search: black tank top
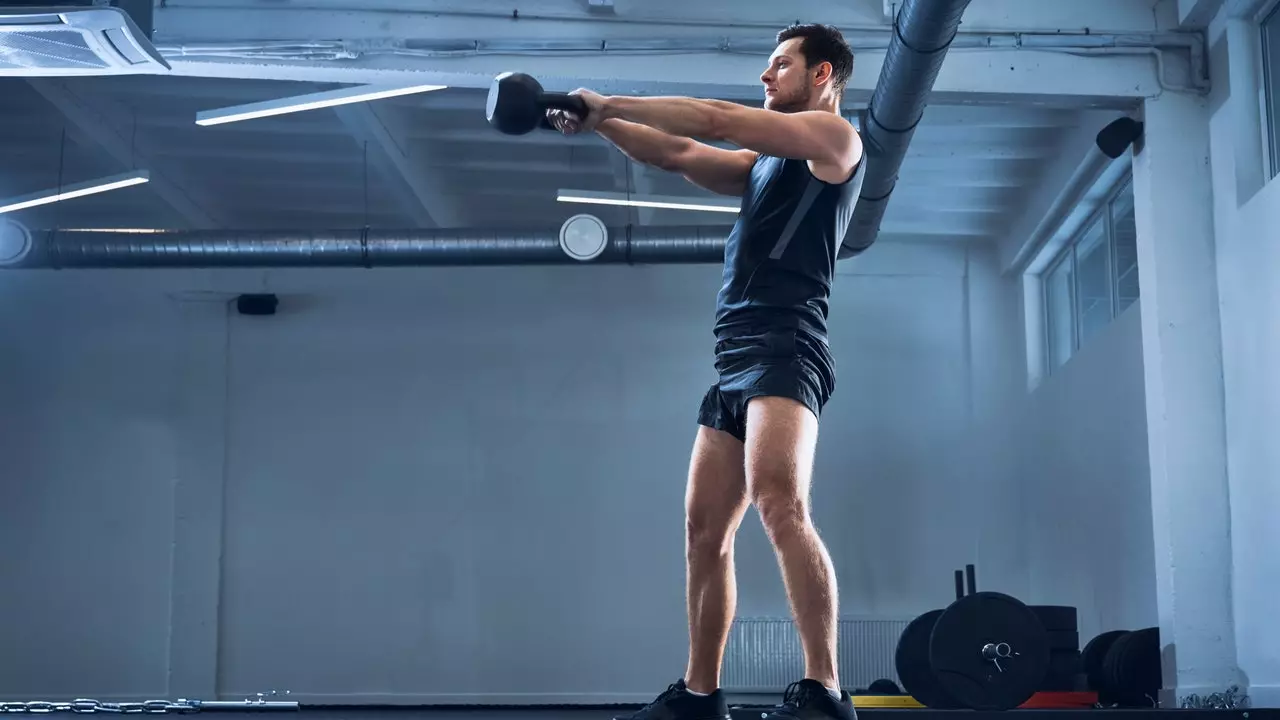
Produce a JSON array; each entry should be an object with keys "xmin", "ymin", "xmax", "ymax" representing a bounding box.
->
[{"xmin": 714, "ymin": 149, "xmax": 866, "ymax": 342}]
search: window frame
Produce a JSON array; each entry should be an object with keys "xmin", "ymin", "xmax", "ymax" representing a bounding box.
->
[
  {"xmin": 1040, "ymin": 171, "xmax": 1135, "ymax": 373},
  {"xmin": 1109, "ymin": 176, "xmax": 1137, "ymax": 315},
  {"xmin": 1042, "ymin": 239, "xmax": 1077, "ymax": 372},
  {"xmin": 1264, "ymin": 2, "xmax": 1280, "ymax": 179},
  {"xmin": 1074, "ymin": 204, "xmax": 1116, "ymax": 347}
]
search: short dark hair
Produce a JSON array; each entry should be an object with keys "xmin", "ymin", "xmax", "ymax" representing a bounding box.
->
[{"xmin": 776, "ymin": 23, "xmax": 854, "ymax": 97}]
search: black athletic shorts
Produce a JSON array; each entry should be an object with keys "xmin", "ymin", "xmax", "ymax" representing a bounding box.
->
[{"xmin": 696, "ymin": 328, "xmax": 836, "ymax": 442}]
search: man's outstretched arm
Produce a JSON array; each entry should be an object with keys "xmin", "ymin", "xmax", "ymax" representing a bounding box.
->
[
  {"xmin": 587, "ymin": 93, "xmax": 860, "ymax": 172},
  {"xmin": 593, "ymin": 118, "xmax": 757, "ymax": 197}
]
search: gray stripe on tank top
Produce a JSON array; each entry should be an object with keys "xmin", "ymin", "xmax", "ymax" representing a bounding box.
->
[{"xmin": 769, "ymin": 175, "xmax": 824, "ymax": 259}]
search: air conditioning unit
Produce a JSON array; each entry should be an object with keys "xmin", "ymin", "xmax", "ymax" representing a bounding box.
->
[{"xmin": 0, "ymin": 2, "xmax": 169, "ymax": 76}]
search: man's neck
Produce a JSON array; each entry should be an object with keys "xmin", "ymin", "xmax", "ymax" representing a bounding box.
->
[{"xmin": 804, "ymin": 96, "xmax": 840, "ymax": 114}]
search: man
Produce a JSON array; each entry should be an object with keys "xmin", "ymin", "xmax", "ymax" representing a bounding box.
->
[{"xmin": 548, "ymin": 23, "xmax": 865, "ymax": 720}]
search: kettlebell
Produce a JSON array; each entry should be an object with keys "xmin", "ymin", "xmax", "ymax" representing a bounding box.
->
[{"xmin": 486, "ymin": 72, "xmax": 590, "ymax": 135}]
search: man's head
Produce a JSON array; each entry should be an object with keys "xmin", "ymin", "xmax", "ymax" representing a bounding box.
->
[{"xmin": 762, "ymin": 23, "xmax": 854, "ymax": 113}]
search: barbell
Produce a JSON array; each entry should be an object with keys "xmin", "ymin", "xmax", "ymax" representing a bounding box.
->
[{"xmin": 895, "ymin": 565, "xmax": 1053, "ymax": 711}]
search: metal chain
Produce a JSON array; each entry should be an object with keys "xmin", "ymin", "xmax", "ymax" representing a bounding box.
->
[
  {"xmin": 0, "ymin": 700, "xmax": 198, "ymax": 714},
  {"xmin": 1182, "ymin": 684, "xmax": 1251, "ymax": 709},
  {"xmin": 0, "ymin": 693, "xmax": 295, "ymax": 714}
]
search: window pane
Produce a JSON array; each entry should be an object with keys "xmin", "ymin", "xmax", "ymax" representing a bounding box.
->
[
  {"xmin": 1075, "ymin": 217, "xmax": 1112, "ymax": 345},
  {"xmin": 1265, "ymin": 4, "xmax": 1280, "ymax": 177},
  {"xmin": 1110, "ymin": 185, "xmax": 1139, "ymax": 314},
  {"xmin": 1046, "ymin": 254, "xmax": 1075, "ymax": 370}
]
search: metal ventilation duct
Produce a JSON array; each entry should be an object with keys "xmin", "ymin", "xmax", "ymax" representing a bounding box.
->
[
  {"xmin": 3, "ymin": 225, "xmax": 732, "ymax": 268},
  {"xmin": 841, "ymin": 0, "xmax": 972, "ymax": 259}
]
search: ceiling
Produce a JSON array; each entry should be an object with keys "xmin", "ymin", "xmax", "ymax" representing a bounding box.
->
[{"xmin": 0, "ymin": 71, "xmax": 1107, "ymax": 248}]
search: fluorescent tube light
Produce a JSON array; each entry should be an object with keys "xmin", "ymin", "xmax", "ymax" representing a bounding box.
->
[
  {"xmin": 59, "ymin": 228, "xmax": 166, "ymax": 233},
  {"xmin": 196, "ymin": 83, "xmax": 447, "ymax": 126},
  {"xmin": 557, "ymin": 189, "xmax": 739, "ymax": 214},
  {"xmin": 0, "ymin": 171, "xmax": 150, "ymax": 215}
]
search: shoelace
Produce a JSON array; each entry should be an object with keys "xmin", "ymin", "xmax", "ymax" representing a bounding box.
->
[
  {"xmin": 772, "ymin": 681, "xmax": 825, "ymax": 718},
  {"xmin": 623, "ymin": 682, "xmax": 685, "ymax": 719}
]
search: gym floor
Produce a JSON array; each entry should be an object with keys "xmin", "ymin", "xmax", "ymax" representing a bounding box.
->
[
  {"xmin": 227, "ymin": 709, "xmax": 654, "ymax": 720},
  {"xmin": 202, "ymin": 708, "xmax": 1274, "ymax": 720}
]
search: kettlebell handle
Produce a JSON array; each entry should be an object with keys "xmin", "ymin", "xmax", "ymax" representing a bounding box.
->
[{"xmin": 543, "ymin": 92, "xmax": 589, "ymax": 117}]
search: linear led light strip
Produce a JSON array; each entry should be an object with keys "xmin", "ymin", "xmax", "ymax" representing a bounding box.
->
[
  {"xmin": 557, "ymin": 189, "xmax": 739, "ymax": 214},
  {"xmin": 196, "ymin": 83, "xmax": 447, "ymax": 126},
  {"xmin": 0, "ymin": 171, "xmax": 150, "ymax": 215},
  {"xmin": 58, "ymin": 228, "xmax": 166, "ymax": 233}
]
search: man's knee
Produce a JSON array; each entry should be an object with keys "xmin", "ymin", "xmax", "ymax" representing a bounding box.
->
[
  {"xmin": 750, "ymin": 483, "xmax": 810, "ymax": 541},
  {"xmin": 686, "ymin": 486, "xmax": 749, "ymax": 556},
  {"xmin": 685, "ymin": 510, "xmax": 743, "ymax": 558}
]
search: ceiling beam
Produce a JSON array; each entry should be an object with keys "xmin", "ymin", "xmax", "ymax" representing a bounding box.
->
[
  {"xmin": 147, "ymin": 3, "xmax": 1175, "ymax": 106},
  {"xmin": 1176, "ymin": 0, "xmax": 1227, "ymax": 27},
  {"xmin": 158, "ymin": 49, "xmax": 1162, "ymax": 109},
  {"xmin": 152, "ymin": 1, "xmax": 1162, "ymax": 42},
  {"xmin": 332, "ymin": 102, "xmax": 466, "ymax": 228},
  {"xmin": 1172, "ymin": 0, "xmax": 1271, "ymax": 26},
  {"xmin": 27, "ymin": 79, "xmax": 221, "ymax": 229}
]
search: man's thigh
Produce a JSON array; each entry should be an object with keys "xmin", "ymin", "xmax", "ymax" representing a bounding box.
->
[
  {"xmin": 743, "ymin": 395, "xmax": 820, "ymax": 507},
  {"xmin": 686, "ymin": 424, "xmax": 749, "ymax": 527}
]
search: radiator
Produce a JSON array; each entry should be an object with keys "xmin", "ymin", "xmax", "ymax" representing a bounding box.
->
[{"xmin": 721, "ymin": 616, "xmax": 911, "ymax": 692}]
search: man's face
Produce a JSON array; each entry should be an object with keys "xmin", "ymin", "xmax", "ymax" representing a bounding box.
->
[{"xmin": 760, "ymin": 37, "xmax": 815, "ymax": 112}]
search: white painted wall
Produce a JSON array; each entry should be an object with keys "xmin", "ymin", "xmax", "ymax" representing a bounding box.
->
[
  {"xmin": 988, "ymin": 199, "xmax": 1158, "ymax": 649},
  {"xmin": 0, "ymin": 240, "xmax": 1035, "ymax": 703},
  {"xmin": 1007, "ymin": 302, "xmax": 1157, "ymax": 645},
  {"xmin": 1203, "ymin": 3, "xmax": 1280, "ymax": 704}
]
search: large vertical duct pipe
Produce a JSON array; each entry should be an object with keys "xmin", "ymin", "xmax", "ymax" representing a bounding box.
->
[{"xmin": 840, "ymin": 0, "xmax": 973, "ymax": 259}]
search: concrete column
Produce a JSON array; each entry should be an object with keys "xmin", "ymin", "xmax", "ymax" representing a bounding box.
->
[
  {"xmin": 167, "ymin": 298, "xmax": 231, "ymax": 699},
  {"xmin": 1130, "ymin": 90, "xmax": 1242, "ymax": 704}
]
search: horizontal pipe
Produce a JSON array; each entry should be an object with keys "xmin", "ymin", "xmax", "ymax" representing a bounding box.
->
[{"xmin": 3, "ymin": 225, "xmax": 732, "ymax": 269}]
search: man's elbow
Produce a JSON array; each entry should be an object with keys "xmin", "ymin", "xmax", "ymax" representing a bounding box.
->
[
  {"xmin": 705, "ymin": 106, "xmax": 739, "ymax": 143},
  {"xmin": 655, "ymin": 153, "xmax": 682, "ymax": 173},
  {"xmin": 655, "ymin": 141, "xmax": 691, "ymax": 173}
]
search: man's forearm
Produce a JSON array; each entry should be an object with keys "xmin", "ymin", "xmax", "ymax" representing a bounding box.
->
[
  {"xmin": 594, "ymin": 117, "xmax": 690, "ymax": 170},
  {"xmin": 599, "ymin": 96, "xmax": 739, "ymax": 142}
]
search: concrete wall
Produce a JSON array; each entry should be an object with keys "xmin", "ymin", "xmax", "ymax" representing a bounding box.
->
[
  {"xmin": 0, "ymin": 240, "xmax": 1034, "ymax": 703},
  {"xmin": 1205, "ymin": 3, "xmax": 1280, "ymax": 703},
  {"xmin": 1009, "ymin": 302, "xmax": 1157, "ymax": 644}
]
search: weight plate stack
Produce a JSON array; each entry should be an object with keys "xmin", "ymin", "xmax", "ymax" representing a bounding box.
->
[
  {"xmin": 895, "ymin": 609, "xmax": 964, "ymax": 709},
  {"xmin": 865, "ymin": 678, "xmax": 903, "ymax": 695},
  {"xmin": 1100, "ymin": 627, "xmax": 1162, "ymax": 706},
  {"xmin": 928, "ymin": 591, "xmax": 1050, "ymax": 711},
  {"xmin": 1081, "ymin": 629, "xmax": 1129, "ymax": 701},
  {"xmin": 1031, "ymin": 605, "xmax": 1081, "ymax": 691}
]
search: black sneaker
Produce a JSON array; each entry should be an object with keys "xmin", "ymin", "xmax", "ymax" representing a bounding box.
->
[
  {"xmin": 613, "ymin": 679, "xmax": 731, "ymax": 720},
  {"xmin": 764, "ymin": 679, "xmax": 858, "ymax": 720}
]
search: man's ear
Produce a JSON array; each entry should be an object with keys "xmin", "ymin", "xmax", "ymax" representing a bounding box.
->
[{"xmin": 813, "ymin": 61, "xmax": 833, "ymax": 87}]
